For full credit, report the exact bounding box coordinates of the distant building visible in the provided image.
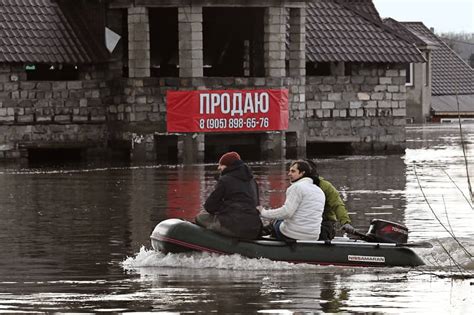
[383,19,435,123]
[384,21,474,123]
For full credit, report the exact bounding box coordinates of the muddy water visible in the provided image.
[0,124,473,313]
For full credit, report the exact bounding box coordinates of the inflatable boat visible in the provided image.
[150,218,427,267]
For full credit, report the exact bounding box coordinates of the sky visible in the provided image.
[372,0,474,34]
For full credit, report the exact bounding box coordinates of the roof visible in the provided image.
[401,22,474,96]
[1,0,425,66]
[0,0,104,64]
[336,0,382,22]
[432,94,474,114]
[306,0,425,63]
[383,18,434,47]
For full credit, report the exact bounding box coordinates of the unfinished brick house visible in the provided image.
[0,0,424,164]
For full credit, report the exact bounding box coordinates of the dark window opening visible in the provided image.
[204,134,262,162]
[121,8,129,78]
[306,142,353,157]
[150,8,179,77]
[405,63,413,86]
[203,7,264,77]
[424,52,429,86]
[285,132,298,159]
[26,64,79,81]
[306,62,331,76]
[344,62,353,76]
[27,148,83,166]
[156,135,178,164]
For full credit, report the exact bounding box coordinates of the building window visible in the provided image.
[405,63,413,86]
[306,62,331,76]
[149,8,179,77]
[425,52,430,86]
[26,64,79,81]
[344,62,353,76]
[203,7,264,77]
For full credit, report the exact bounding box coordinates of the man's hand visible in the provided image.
[341,223,356,234]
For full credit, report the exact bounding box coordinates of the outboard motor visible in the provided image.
[365,219,409,243]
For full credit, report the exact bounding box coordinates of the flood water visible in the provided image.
[0,124,473,313]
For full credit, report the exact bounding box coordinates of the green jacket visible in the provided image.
[319,177,351,225]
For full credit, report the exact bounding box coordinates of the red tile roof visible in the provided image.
[306,0,425,63]
[0,0,101,64]
[401,22,474,96]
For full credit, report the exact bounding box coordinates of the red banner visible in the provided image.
[166,89,289,132]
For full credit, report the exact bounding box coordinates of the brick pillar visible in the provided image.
[264,7,286,78]
[128,7,150,78]
[261,132,285,161]
[178,6,203,77]
[177,5,204,163]
[178,134,204,164]
[289,8,305,78]
[261,7,287,160]
[288,7,307,159]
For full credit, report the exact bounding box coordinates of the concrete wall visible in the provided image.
[305,63,407,152]
[406,50,432,123]
[0,63,109,159]
[0,66,410,161]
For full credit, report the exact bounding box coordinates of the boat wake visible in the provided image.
[122,246,322,271]
[417,237,474,270]
[122,247,414,275]
[123,236,474,273]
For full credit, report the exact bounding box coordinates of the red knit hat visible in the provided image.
[218,151,241,166]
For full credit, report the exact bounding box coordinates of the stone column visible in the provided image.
[127,7,150,78]
[264,7,286,78]
[177,5,204,163]
[262,7,287,160]
[178,134,205,164]
[288,7,307,159]
[261,132,285,161]
[288,8,305,78]
[178,6,203,77]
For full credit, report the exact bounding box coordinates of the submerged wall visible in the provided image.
[0,64,110,159]
[305,64,407,153]
[0,62,409,162]
[0,0,411,163]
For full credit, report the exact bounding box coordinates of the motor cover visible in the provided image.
[366,219,408,243]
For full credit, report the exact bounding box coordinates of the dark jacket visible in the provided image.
[204,160,262,239]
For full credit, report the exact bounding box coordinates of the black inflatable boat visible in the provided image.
[150,218,427,267]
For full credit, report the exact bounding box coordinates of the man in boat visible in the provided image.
[195,151,262,239]
[257,160,325,241]
[304,159,356,240]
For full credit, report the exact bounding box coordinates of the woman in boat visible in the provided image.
[257,160,325,241]
[304,159,355,240]
[195,151,262,239]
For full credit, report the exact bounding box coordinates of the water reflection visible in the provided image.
[0,124,473,312]
[127,260,353,313]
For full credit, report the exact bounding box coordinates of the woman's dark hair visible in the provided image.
[291,160,320,186]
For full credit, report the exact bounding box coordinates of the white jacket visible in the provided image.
[260,177,325,240]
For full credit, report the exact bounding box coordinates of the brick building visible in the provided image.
[0,0,424,164]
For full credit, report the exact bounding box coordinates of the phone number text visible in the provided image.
[199,117,270,129]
